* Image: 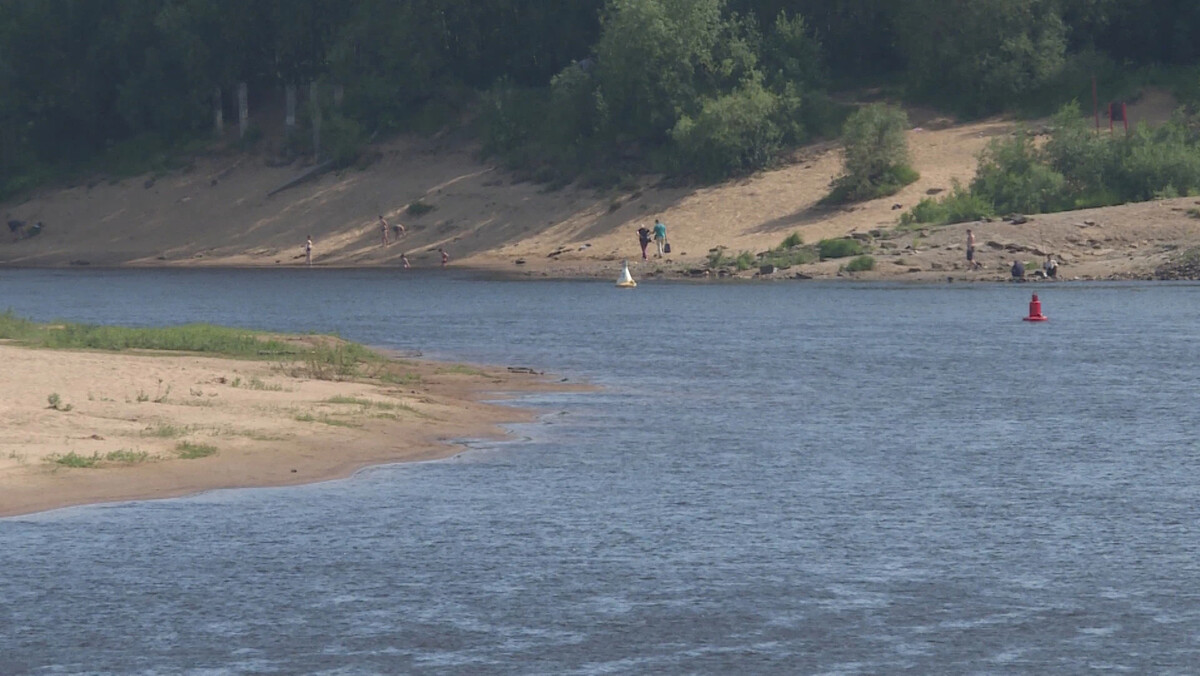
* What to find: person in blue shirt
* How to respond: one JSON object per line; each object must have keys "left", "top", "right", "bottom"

{"left": 653, "top": 218, "right": 667, "bottom": 257}
{"left": 1011, "top": 259, "right": 1025, "bottom": 281}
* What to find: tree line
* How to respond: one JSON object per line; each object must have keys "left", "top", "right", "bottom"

{"left": 2, "top": 0, "right": 1199, "bottom": 197}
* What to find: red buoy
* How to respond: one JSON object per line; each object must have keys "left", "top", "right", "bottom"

{"left": 1023, "top": 293, "right": 1048, "bottom": 322}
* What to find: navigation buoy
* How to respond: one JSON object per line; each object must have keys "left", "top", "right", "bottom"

{"left": 616, "top": 260, "right": 637, "bottom": 288}
{"left": 1023, "top": 293, "right": 1048, "bottom": 322}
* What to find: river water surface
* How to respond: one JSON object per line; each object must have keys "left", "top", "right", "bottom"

{"left": 2, "top": 269, "right": 1199, "bottom": 674}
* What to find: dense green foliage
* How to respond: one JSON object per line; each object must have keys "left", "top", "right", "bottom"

{"left": 3, "top": 0, "right": 1200, "bottom": 196}
{"left": 903, "top": 102, "right": 1200, "bottom": 226}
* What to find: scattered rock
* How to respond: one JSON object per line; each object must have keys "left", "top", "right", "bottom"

{"left": 759, "top": 264, "right": 776, "bottom": 275}
{"left": 143, "top": 178, "right": 155, "bottom": 189}
{"left": 1008, "top": 214, "right": 1029, "bottom": 224}
{"left": 926, "top": 187, "right": 945, "bottom": 195}
{"left": 514, "top": 258, "right": 526, "bottom": 265}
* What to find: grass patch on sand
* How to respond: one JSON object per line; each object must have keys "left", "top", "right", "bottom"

{"left": 142, "top": 423, "right": 189, "bottom": 438}
{"left": 294, "top": 412, "right": 362, "bottom": 428}
{"left": 322, "top": 395, "right": 401, "bottom": 410}
{"left": 176, "top": 441, "right": 217, "bottom": 459}
{"left": 0, "top": 311, "right": 384, "bottom": 381}
{"left": 50, "top": 449, "right": 154, "bottom": 467}
{"left": 435, "top": 364, "right": 487, "bottom": 376}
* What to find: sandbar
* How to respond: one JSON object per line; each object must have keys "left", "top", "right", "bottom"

{"left": 0, "top": 343, "right": 576, "bottom": 517}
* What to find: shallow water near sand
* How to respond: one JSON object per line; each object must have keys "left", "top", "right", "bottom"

{"left": 2, "top": 269, "right": 1200, "bottom": 674}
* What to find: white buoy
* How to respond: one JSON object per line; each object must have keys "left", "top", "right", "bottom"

{"left": 616, "top": 260, "right": 637, "bottom": 288}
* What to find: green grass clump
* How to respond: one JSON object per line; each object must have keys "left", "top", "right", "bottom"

{"left": 52, "top": 452, "right": 100, "bottom": 468}
{"left": 294, "top": 413, "right": 361, "bottom": 428}
{"left": 245, "top": 377, "right": 283, "bottom": 391}
{"left": 780, "top": 232, "right": 804, "bottom": 249}
{"left": 844, "top": 255, "right": 876, "bottom": 272}
{"left": 176, "top": 441, "right": 217, "bottom": 459}
{"left": 734, "top": 251, "right": 757, "bottom": 271}
{"left": 142, "top": 423, "right": 188, "bottom": 438}
{"left": 818, "top": 238, "right": 866, "bottom": 260}
{"left": 47, "top": 393, "right": 73, "bottom": 411}
{"left": 322, "top": 395, "right": 398, "bottom": 410}
{"left": 50, "top": 449, "right": 155, "bottom": 467}
{"left": 105, "top": 449, "right": 151, "bottom": 464}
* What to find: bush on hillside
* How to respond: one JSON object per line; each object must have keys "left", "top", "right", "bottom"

{"left": 1113, "top": 115, "right": 1200, "bottom": 201}
{"left": 844, "top": 255, "right": 875, "bottom": 272}
{"left": 825, "top": 103, "right": 918, "bottom": 203}
{"left": 818, "top": 237, "right": 865, "bottom": 259}
{"left": 970, "top": 130, "right": 1067, "bottom": 213}
{"left": 900, "top": 181, "right": 995, "bottom": 226}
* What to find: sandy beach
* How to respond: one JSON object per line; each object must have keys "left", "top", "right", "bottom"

{"left": 0, "top": 343, "right": 576, "bottom": 517}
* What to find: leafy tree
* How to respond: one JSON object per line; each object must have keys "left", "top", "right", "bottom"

{"left": 895, "top": 0, "right": 1067, "bottom": 115}
{"left": 592, "top": 0, "right": 729, "bottom": 143}
{"left": 759, "top": 10, "right": 823, "bottom": 89}
{"left": 670, "top": 77, "right": 783, "bottom": 179}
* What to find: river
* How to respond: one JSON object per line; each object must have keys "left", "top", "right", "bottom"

{"left": 2, "top": 269, "right": 1199, "bottom": 674}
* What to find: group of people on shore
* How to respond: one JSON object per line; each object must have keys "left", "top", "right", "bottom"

{"left": 303, "top": 213, "right": 447, "bottom": 268}
{"left": 636, "top": 218, "right": 669, "bottom": 260}
{"left": 968, "top": 228, "right": 1058, "bottom": 280}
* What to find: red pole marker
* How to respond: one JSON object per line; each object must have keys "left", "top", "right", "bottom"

{"left": 1023, "top": 293, "right": 1048, "bottom": 322}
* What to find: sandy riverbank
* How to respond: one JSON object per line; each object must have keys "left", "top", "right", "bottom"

{"left": 0, "top": 343, "right": 578, "bottom": 517}
{"left": 3, "top": 90, "right": 1196, "bottom": 283}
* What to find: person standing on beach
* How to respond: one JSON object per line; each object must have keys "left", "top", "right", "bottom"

{"left": 966, "top": 228, "right": 980, "bottom": 270}
{"left": 637, "top": 225, "right": 652, "bottom": 260}
{"left": 305, "top": 235, "right": 313, "bottom": 266}
{"left": 439, "top": 247, "right": 449, "bottom": 268}
{"left": 380, "top": 216, "right": 391, "bottom": 247}
{"left": 401, "top": 252, "right": 410, "bottom": 269}
{"left": 653, "top": 218, "right": 667, "bottom": 257}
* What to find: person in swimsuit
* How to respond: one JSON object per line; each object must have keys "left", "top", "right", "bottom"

{"left": 380, "top": 216, "right": 391, "bottom": 247}
{"left": 305, "top": 235, "right": 313, "bottom": 265}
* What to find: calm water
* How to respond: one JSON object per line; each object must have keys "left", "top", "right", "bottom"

{"left": 2, "top": 269, "right": 1200, "bottom": 674}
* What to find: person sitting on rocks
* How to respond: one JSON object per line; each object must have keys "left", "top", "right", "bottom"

{"left": 1044, "top": 255, "right": 1058, "bottom": 279}
{"left": 1011, "top": 259, "right": 1025, "bottom": 281}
